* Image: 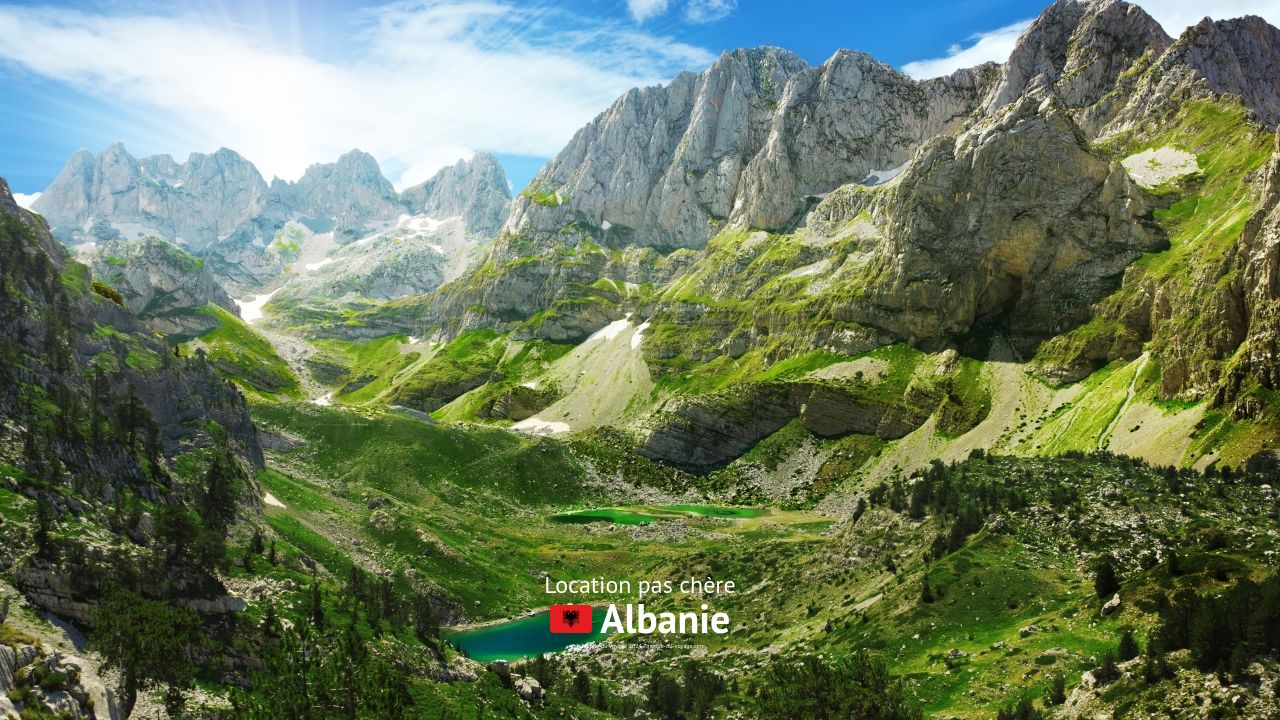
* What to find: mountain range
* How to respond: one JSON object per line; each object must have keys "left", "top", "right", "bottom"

{"left": 32, "top": 144, "right": 512, "bottom": 295}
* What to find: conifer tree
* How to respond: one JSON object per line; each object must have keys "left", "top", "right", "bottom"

{"left": 91, "top": 585, "right": 199, "bottom": 719}
{"left": 1094, "top": 555, "right": 1120, "bottom": 599}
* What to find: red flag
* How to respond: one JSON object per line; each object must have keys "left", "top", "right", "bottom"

{"left": 549, "top": 605, "right": 593, "bottom": 634}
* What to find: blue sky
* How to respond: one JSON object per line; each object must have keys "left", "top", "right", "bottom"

{"left": 1, "top": 0, "right": 1277, "bottom": 201}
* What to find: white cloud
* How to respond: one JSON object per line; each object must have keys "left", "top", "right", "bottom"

{"left": 901, "top": 20, "right": 1032, "bottom": 79}
{"left": 901, "top": 1, "right": 1280, "bottom": 81}
{"left": 627, "top": 0, "right": 736, "bottom": 24}
{"left": 685, "top": 0, "right": 737, "bottom": 24}
{"left": 627, "top": 0, "right": 669, "bottom": 23}
{"left": 0, "top": 2, "right": 715, "bottom": 189}
{"left": 12, "top": 191, "right": 39, "bottom": 208}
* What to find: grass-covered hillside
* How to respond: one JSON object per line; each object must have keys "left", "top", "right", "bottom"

{"left": 225, "top": 97, "right": 1278, "bottom": 481}
{"left": 133, "top": 398, "right": 1280, "bottom": 717}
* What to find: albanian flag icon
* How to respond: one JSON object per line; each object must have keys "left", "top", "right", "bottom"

{"left": 549, "top": 604, "right": 593, "bottom": 634}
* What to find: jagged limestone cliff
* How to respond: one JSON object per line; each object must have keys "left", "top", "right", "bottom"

{"left": 78, "top": 236, "right": 238, "bottom": 337}
{"left": 401, "top": 152, "right": 512, "bottom": 238}
{"left": 31, "top": 146, "right": 511, "bottom": 297}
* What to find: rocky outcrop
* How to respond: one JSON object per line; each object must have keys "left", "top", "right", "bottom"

{"left": 0, "top": 643, "right": 118, "bottom": 720}
{"left": 482, "top": 384, "right": 561, "bottom": 421}
{"left": 274, "top": 150, "right": 404, "bottom": 242}
{"left": 1112, "top": 14, "right": 1280, "bottom": 132}
{"left": 0, "top": 176, "right": 262, "bottom": 476}
{"left": 855, "top": 93, "right": 1162, "bottom": 355}
{"left": 639, "top": 384, "right": 795, "bottom": 471}
{"left": 1212, "top": 129, "right": 1280, "bottom": 407}
{"left": 984, "top": 0, "right": 1171, "bottom": 130}
{"left": 502, "top": 47, "right": 997, "bottom": 251}
{"left": 401, "top": 152, "right": 512, "bottom": 238}
{"left": 1059, "top": 124, "right": 1280, "bottom": 402}
{"left": 513, "top": 675, "right": 544, "bottom": 702}
{"left": 639, "top": 378, "right": 949, "bottom": 472}
{"left": 79, "top": 237, "right": 237, "bottom": 336}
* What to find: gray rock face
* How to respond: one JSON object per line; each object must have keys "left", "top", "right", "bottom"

{"left": 31, "top": 146, "right": 504, "bottom": 294}
{"left": 401, "top": 152, "right": 512, "bottom": 238}
{"left": 0, "top": 644, "right": 119, "bottom": 720}
{"left": 639, "top": 380, "right": 942, "bottom": 472}
{"left": 852, "top": 93, "right": 1162, "bottom": 355}
{"left": 1113, "top": 14, "right": 1280, "bottom": 130}
{"left": 276, "top": 149, "right": 403, "bottom": 242}
{"left": 513, "top": 675, "right": 543, "bottom": 701}
{"left": 1183, "top": 128, "right": 1280, "bottom": 405}
{"left": 503, "top": 47, "right": 999, "bottom": 252}
{"left": 0, "top": 644, "right": 15, "bottom": 694}
{"left": 0, "top": 177, "right": 263, "bottom": 470}
{"left": 79, "top": 237, "right": 238, "bottom": 336}
{"left": 421, "top": 48, "right": 999, "bottom": 339}
{"left": 32, "top": 143, "right": 270, "bottom": 251}
{"left": 984, "top": 0, "right": 1171, "bottom": 119}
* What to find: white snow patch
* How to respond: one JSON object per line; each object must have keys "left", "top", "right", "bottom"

{"left": 427, "top": 242, "right": 443, "bottom": 254}
{"left": 587, "top": 318, "right": 631, "bottom": 342}
{"left": 601, "top": 220, "right": 612, "bottom": 230}
{"left": 403, "top": 214, "right": 447, "bottom": 233}
{"left": 234, "top": 288, "right": 280, "bottom": 324}
{"left": 354, "top": 213, "right": 452, "bottom": 246}
{"left": 407, "top": 336, "right": 421, "bottom": 345}
{"left": 12, "top": 192, "right": 41, "bottom": 209}
{"left": 631, "top": 321, "right": 650, "bottom": 350}
{"left": 303, "top": 257, "right": 335, "bottom": 271}
{"left": 863, "top": 162, "right": 908, "bottom": 185}
{"left": 263, "top": 493, "right": 286, "bottom": 509}
{"left": 312, "top": 392, "right": 333, "bottom": 407}
{"left": 522, "top": 380, "right": 539, "bottom": 389}
{"left": 511, "top": 417, "right": 570, "bottom": 435}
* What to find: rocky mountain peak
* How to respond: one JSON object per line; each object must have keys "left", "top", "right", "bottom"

{"left": 711, "top": 45, "right": 809, "bottom": 91}
{"left": 400, "top": 152, "right": 511, "bottom": 238}
{"left": 500, "top": 39, "right": 997, "bottom": 256}
{"left": 1105, "top": 12, "right": 1280, "bottom": 133}
{"left": 294, "top": 149, "right": 393, "bottom": 190}
{"left": 31, "top": 142, "right": 271, "bottom": 250}
{"left": 985, "top": 0, "right": 1170, "bottom": 114}
{"left": 285, "top": 149, "right": 402, "bottom": 241}
{"left": 1170, "top": 15, "right": 1280, "bottom": 126}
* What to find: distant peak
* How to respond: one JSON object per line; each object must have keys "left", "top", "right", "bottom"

{"left": 336, "top": 148, "right": 378, "bottom": 165}
{"left": 102, "top": 141, "right": 133, "bottom": 157}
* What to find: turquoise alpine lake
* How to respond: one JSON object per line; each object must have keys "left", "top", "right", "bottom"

{"left": 444, "top": 609, "right": 611, "bottom": 662}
